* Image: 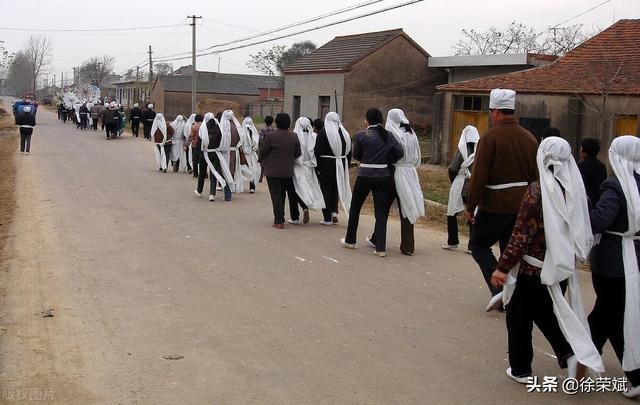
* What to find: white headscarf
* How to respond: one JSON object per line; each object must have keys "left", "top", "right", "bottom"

{"left": 536, "top": 137, "right": 603, "bottom": 373}
{"left": 200, "top": 112, "right": 235, "bottom": 192}
{"left": 447, "top": 125, "right": 480, "bottom": 216}
{"left": 170, "top": 115, "right": 186, "bottom": 140}
{"left": 220, "top": 110, "right": 247, "bottom": 192}
{"left": 241, "top": 117, "right": 261, "bottom": 185}
{"left": 151, "top": 113, "right": 167, "bottom": 145}
{"left": 324, "top": 112, "right": 352, "bottom": 215}
{"left": 387, "top": 109, "right": 425, "bottom": 224}
{"left": 609, "top": 135, "right": 640, "bottom": 371}
{"left": 292, "top": 117, "right": 325, "bottom": 210}
{"left": 293, "top": 117, "right": 314, "bottom": 164}
{"left": 151, "top": 113, "right": 168, "bottom": 170}
{"left": 242, "top": 117, "right": 260, "bottom": 152}
{"left": 183, "top": 113, "right": 196, "bottom": 139}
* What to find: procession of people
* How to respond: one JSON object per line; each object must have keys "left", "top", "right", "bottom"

{"left": 44, "top": 87, "right": 640, "bottom": 398}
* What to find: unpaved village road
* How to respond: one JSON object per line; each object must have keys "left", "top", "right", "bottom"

{"left": 0, "top": 104, "right": 630, "bottom": 404}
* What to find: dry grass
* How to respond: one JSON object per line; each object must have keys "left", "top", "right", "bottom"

{"left": 0, "top": 100, "right": 17, "bottom": 258}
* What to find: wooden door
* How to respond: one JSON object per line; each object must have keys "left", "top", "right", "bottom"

{"left": 616, "top": 115, "right": 638, "bottom": 136}
{"left": 450, "top": 111, "right": 489, "bottom": 158}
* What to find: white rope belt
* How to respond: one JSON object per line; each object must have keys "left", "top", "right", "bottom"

{"left": 18, "top": 125, "right": 34, "bottom": 129}
{"left": 485, "top": 181, "right": 528, "bottom": 190}
{"left": 522, "top": 254, "right": 544, "bottom": 268}
{"left": 606, "top": 231, "right": 640, "bottom": 240}
{"left": 320, "top": 155, "right": 346, "bottom": 159}
{"left": 229, "top": 147, "right": 238, "bottom": 151}
{"left": 359, "top": 163, "right": 387, "bottom": 169}
{"left": 132, "top": 116, "right": 140, "bottom": 119}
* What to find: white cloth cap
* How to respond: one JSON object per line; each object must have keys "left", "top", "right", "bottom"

{"left": 489, "top": 88, "right": 516, "bottom": 110}
{"left": 133, "top": 103, "right": 139, "bottom": 108}
{"left": 148, "top": 104, "right": 153, "bottom": 109}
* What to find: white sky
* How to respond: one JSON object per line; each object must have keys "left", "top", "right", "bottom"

{"left": 0, "top": 0, "right": 637, "bottom": 84}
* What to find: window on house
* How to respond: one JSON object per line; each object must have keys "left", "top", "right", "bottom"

{"left": 318, "top": 96, "right": 331, "bottom": 119}
{"left": 292, "top": 96, "right": 301, "bottom": 121}
{"left": 454, "top": 95, "right": 489, "bottom": 112}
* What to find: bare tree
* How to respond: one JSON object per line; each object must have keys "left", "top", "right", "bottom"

{"left": 154, "top": 62, "right": 173, "bottom": 76}
{"left": 452, "top": 21, "right": 589, "bottom": 56}
{"left": 6, "top": 51, "right": 31, "bottom": 96}
{"left": 0, "top": 40, "right": 14, "bottom": 94}
{"left": 247, "top": 41, "right": 316, "bottom": 87}
{"left": 24, "top": 35, "right": 53, "bottom": 93}
{"left": 79, "top": 55, "right": 115, "bottom": 86}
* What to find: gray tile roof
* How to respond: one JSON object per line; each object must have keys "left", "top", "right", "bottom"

{"left": 156, "top": 72, "right": 280, "bottom": 94}
{"left": 284, "top": 29, "right": 410, "bottom": 73}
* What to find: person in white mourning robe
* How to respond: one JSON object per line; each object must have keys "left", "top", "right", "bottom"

{"left": 367, "top": 109, "right": 425, "bottom": 256}
{"left": 291, "top": 117, "right": 325, "bottom": 224}
{"left": 182, "top": 113, "right": 196, "bottom": 174}
{"left": 491, "top": 137, "right": 604, "bottom": 384}
{"left": 242, "top": 117, "right": 261, "bottom": 194}
{"left": 169, "top": 115, "right": 186, "bottom": 172}
{"left": 151, "top": 113, "right": 173, "bottom": 173}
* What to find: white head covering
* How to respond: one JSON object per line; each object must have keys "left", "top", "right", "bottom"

{"left": 199, "top": 112, "right": 234, "bottom": 191}
{"left": 220, "top": 110, "right": 244, "bottom": 145}
{"left": 148, "top": 104, "right": 154, "bottom": 109}
{"left": 183, "top": 113, "right": 196, "bottom": 139}
{"left": 109, "top": 101, "right": 117, "bottom": 108}
{"left": 170, "top": 114, "right": 186, "bottom": 139}
{"left": 609, "top": 135, "right": 640, "bottom": 371}
{"left": 151, "top": 113, "right": 167, "bottom": 144}
{"left": 447, "top": 125, "right": 480, "bottom": 216}
{"left": 293, "top": 116, "right": 312, "bottom": 155}
{"left": 133, "top": 103, "right": 139, "bottom": 108}
{"left": 489, "top": 88, "right": 516, "bottom": 110}
{"left": 242, "top": 117, "right": 260, "bottom": 150}
{"left": 324, "top": 112, "right": 352, "bottom": 215}
{"left": 535, "top": 137, "right": 603, "bottom": 373}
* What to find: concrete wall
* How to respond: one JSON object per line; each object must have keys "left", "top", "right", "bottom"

{"left": 283, "top": 73, "right": 345, "bottom": 121}
{"left": 343, "top": 36, "right": 447, "bottom": 136}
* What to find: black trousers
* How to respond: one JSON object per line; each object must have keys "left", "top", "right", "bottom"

{"left": 19, "top": 127, "right": 33, "bottom": 152}
{"left": 185, "top": 148, "right": 193, "bottom": 171}
{"left": 319, "top": 172, "right": 339, "bottom": 222}
{"left": 105, "top": 123, "right": 117, "bottom": 139}
{"left": 345, "top": 176, "right": 394, "bottom": 252}
{"left": 506, "top": 274, "right": 573, "bottom": 377}
{"left": 267, "top": 177, "right": 293, "bottom": 225}
{"left": 370, "top": 191, "right": 414, "bottom": 254}
{"left": 156, "top": 145, "right": 171, "bottom": 169}
{"left": 286, "top": 183, "right": 307, "bottom": 221}
{"left": 91, "top": 116, "right": 99, "bottom": 130}
{"left": 192, "top": 147, "right": 202, "bottom": 178}
{"left": 446, "top": 214, "right": 473, "bottom": 247}
{"left": 197, "top": 152, "right": 230, "bottom": 198}
{"left": 131, "top": 118, "right": 140, "bottom": 136}
{"left": 143, "top": 121, "right": 153, "bottom": 139}
{"left": 588, "top": 274, "right": 640, "bottom": 386}
{"left": 79, "top": 113, "right": 88, "bottom": 129}
{"left": 469, "top": 210, "right": 517, "bottom": 296}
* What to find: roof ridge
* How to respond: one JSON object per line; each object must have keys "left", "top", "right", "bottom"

{"left": 333, "top": 28, "right": 404, "bottom": 39}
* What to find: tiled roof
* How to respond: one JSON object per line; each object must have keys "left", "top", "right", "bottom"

{"left": 437, "top": 19, "right": 640, "bottom": 96}
{"left": 284, "top": 29, "right": 425, "bottom": 73}
{"left": 156, "top": 72, "right": 280, "bottom": 94}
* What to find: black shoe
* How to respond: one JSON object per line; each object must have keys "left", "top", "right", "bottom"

{"left": 159, "top": 168, "right": 163, "bottom": 172}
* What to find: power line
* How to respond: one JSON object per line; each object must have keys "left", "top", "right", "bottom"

{"left": 153, "top": 0, "right": 387, "bottom": 61}
{"left": 0, "top": 23, "right": 184, "bottom": 33}
{"left": 549, "top": 0, "right": 612, "bottom": 29}
{"left": 153, "top": 0, "right": 424, "bottom": 64}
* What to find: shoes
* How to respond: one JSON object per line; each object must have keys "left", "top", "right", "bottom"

{"left": 249, "top": 189, "right": 255, "bottom": 194}
{"left": 623, "top": 384, "right": 640, "bottom": 399}
{"left": 272, "top": 223, "right": 284, "bottom": 229}
{"left": 506, "top": 367, "right": 531, "bottom": 384}
{"left": 303, "top": 209, "right": 309, "bottom": 224}
{"left": 365, "top": 236, "right": 376, "bottom": 248}
{"left": 19, "top": 151, "right": 24, "bottom": 154}
{"left": 163, "top": 169, "right": 167, "bottom": 173}
{"left": 159, "top": 168, "right": 163, "bottom": 172}
{"left": 401, "top": 251, "right": 414, "bottom": 256}
{"left": 208, "top": 195, "right": 215, "bottom": 202}
{"left": 486, "top": 292, "right": 504, "bottom": 312}
{"left": 194, "top": 189, "right": 201, "bottom": 197}
{"left": 340, "top": 238, "right": 357, "bottom": 249}
{"left": 319, "top": 220, "right": 334, "bottom": 226}
{"left": 188, "top": 169, "right": 193, "bottom": 174}
{"left": 442, "top": 243, "right": 459, "bottom": 250}
{"left": 566, "top": 355, "right": 586, "bottom": 380}
{"left": 331, "top": 214, "right": 339, "bottom": 224}
{"left": 465, "top": 249, "right": 472, "bottom": 254}
{"left": 373, "top": 251, "right": 386, "bottom": 257}
{"left": 25, "top": 152, "right": 30, "bottom": 155}
{"left": 216, "top": 186, "right": 222, "bottom": 191}
{"left": 288, "top": 219, "right": 300, "bottom": 225}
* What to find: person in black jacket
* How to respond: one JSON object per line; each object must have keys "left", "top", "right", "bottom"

{"left": 578, "top": 138, "right": 608, "bottom": 207}
{"left": 341, "top": 108, "right": 403, "bottom": 257}
{"left": 79, "top": 102, "right": 89, "bottom": 130}
{"left": 142, "top": 104, "right": 156, "bottom": 140}
{"left": 129, "top": 103, "right": 142, "bottom": 137}
{"left": 16, "top": 104, "right": 36, "bottom": 154}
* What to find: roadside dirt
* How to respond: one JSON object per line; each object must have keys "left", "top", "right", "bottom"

{"left": 0, "top": 102, "right": 17, "bottom": 265}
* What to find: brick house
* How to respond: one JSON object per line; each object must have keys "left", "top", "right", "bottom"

{"left": 431, "top": 19, "right": 640, "bottom": 165}
{"left": 283, "top": 29, "right": 447, "bottom": 135}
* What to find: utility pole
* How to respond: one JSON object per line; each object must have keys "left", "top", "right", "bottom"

{"left": 61, "top": 72, "right": 64, "bottom": 88}
{"left": 188, "top": 15, "right": 202, "bottom": 113}
{"left": 148, "top": 45, "right": 153, "bottom": 83}
{"left": 136, "top": 65, "right": 140, "bottom": 81}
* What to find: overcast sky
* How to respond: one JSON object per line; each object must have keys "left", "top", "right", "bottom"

{"left": 1, "top": 0, "right": 637, "bottom": 84}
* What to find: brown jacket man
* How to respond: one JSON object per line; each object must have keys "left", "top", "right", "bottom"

{"left": 258, "top": 129, "right": 301, "bottom": 178}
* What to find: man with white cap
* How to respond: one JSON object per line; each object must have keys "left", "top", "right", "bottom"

{"left": 464, "top": 88, "right": 538, "bottom": 311}
{"left": 491, "top": 136, "right": 604, "bottom": 384}
{"left": 129, "top": 103, "right": 142, "bottom": 137}
{"left": 588, "top": 135, "right": 640, "bottom": 398}
{"left": 142, "top": 104, "right": 156, "bottom": 141}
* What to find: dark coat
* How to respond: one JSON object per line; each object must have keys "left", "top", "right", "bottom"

{"left": 258, "top": 129, "right": 300, "bottom": 178}
{"left": 578, "top": 156, "right": 608, "bottom": 206}
{"left": 314, "top": 128, "right": 351, "bottom": 180}
{"left": 589, "top": 174, "right": 640, "bottom": 278}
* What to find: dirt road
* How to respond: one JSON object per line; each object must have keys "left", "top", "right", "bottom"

{"left": 0, "top": 104, "right": 630, "bottom": 404}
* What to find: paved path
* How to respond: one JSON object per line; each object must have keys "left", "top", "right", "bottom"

{"left": 0, "top": 104, "right": 630, "bottom": 404}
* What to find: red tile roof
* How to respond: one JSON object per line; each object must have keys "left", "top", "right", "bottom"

{"left": 437, "top": 19, "right": 640, "bottom": 96}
